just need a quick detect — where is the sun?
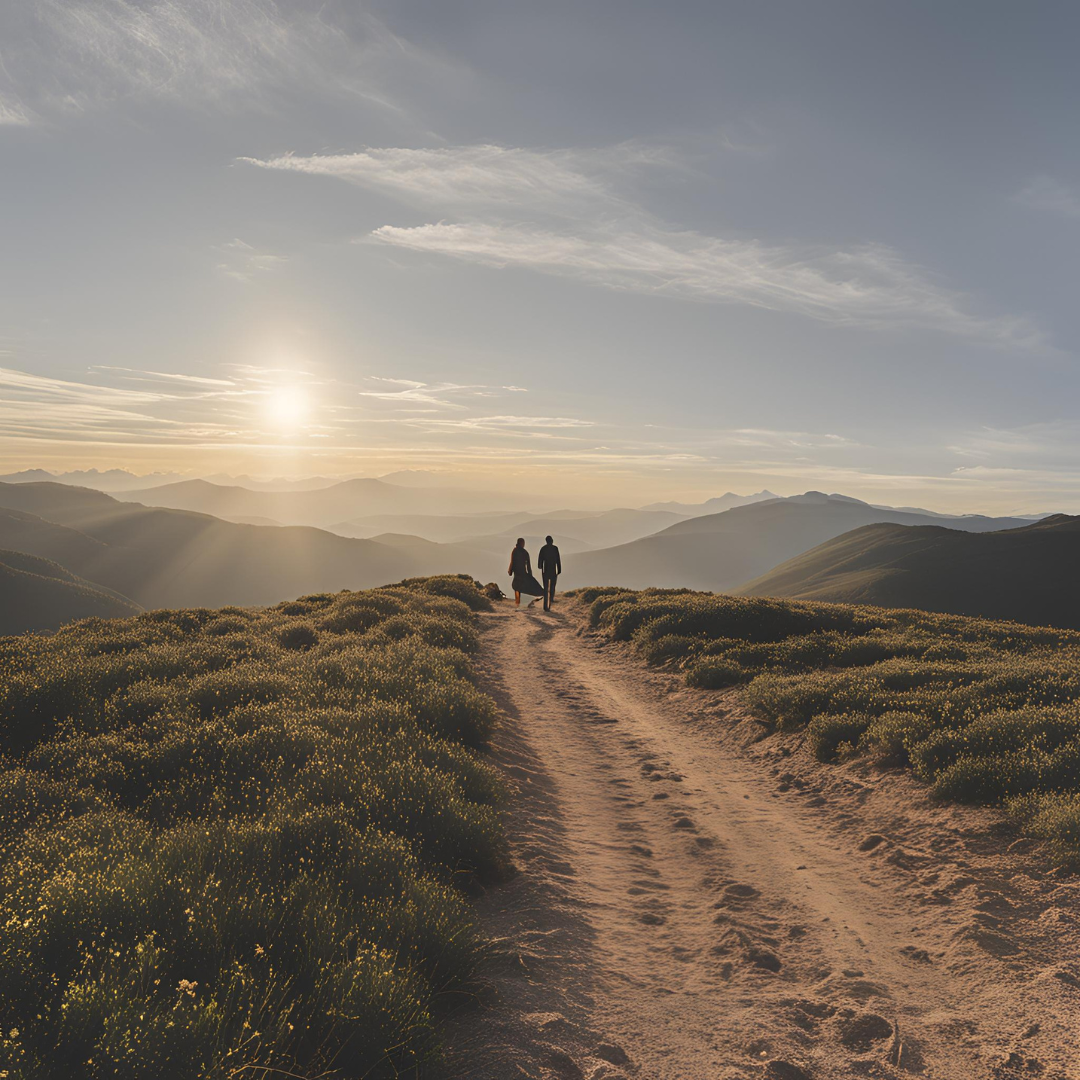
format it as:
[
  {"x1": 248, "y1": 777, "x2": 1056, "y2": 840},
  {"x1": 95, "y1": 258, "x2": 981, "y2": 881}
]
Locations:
[{"x1": 264, "y1": 385, "x2": 309, "y2": 430}]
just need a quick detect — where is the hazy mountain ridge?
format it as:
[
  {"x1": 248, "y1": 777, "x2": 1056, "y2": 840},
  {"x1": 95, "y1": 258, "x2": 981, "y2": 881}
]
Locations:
[
  {"x1": 738, "y1": 514, "x2": 1080, "y2": 628},
  {"x1": 561, "y1": 492, "x2": 1032, "y2": 592},
  {"x1": 0, "y1": 482, "x2": 445, "y2": 611},
  {"x1": 116, "y1": 477, "x2": 541, "y2": 525},
  {"x1": 641, "y1": 490, "x2": 779, "y2": 515}
]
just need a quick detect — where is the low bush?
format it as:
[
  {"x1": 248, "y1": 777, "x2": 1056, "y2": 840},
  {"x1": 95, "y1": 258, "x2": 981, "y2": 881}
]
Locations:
[
  {"x1": 685, "y1": 658, "x2": 750, "y2": 689},
  {"x1": 0, "y1": 577, "x2": 503, "y2": 1078},
  {"x1": 585, "y1": 588, "x2": 1080, "y2": 861},
  {"x1": 807, "y1": 712, "x2": 870, "y2": 762}
]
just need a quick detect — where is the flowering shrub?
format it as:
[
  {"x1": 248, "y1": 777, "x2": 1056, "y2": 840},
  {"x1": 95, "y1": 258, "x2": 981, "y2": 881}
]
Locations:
[
  {"x1": 0, "y1": 579, "x2": 504, "y2": 1078},
  {"x1": 580, "y1": 588, "x2": 1080, "y2": 861}
]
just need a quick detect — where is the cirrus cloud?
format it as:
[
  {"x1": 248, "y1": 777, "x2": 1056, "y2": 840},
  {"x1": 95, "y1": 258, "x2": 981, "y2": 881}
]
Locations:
[{"x1": 245, "y1": 144, "x2": 1045, "y2": 349}]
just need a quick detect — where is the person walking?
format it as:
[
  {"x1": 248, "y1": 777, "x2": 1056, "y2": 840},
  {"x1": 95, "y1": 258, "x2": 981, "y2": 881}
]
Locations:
[
  {"x1": 537, "y1": 534, "x2": 562, "y2": 611},
  {"x1": 508, "y1": 537, "x2": 545, "y2": 607}
]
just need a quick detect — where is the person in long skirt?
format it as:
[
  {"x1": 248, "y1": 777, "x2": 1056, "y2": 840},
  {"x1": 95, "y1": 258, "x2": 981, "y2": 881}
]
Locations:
[{"x1": 508, "y1": 537, "x2": 545, "y2": 607}]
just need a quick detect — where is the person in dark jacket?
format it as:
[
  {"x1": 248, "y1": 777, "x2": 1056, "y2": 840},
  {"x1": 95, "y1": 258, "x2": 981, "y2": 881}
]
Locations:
[
  {"x1": 508, "y1": 538, "x2": 544, "y2": 607},
  {"x1": 537, "y1": 535, "x2": 561, "y2": 611}
]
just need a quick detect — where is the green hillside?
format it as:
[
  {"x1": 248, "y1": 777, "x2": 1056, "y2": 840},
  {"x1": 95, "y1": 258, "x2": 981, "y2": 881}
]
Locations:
[
  {"x1": 0, "y1": 576, "x2": 503, "y2": 1077},
  {"x1": 578, "y1": 587, "x2": 1080, "y2": 863},
  {"x1": 738, "y1": 514, "x2": 1080, "y2": 629},
  {"x1": 0, "y1": 550, "x2": 141, "y2": 634}
]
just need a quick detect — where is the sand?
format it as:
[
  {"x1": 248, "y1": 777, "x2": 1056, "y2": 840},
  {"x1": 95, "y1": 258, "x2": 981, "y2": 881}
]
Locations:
[{"x1": 436, "y1": 600, "x2": 1080, "y2": 1079}]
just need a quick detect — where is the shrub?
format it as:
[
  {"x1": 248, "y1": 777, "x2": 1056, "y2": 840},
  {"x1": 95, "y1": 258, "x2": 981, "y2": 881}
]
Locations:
[
  {"x1": 808, "y1": 712, "x2": 871, "y2": 762},
  {"x1": 401, "y1": 574, "x2": 494, "y2": 612},
  {"x1": 685, "y1": 658, "x2": 749, "y2": 689},
  {"x1": 637, "y1": 634, "x2": 700, "y2": 666},
  {"x1": 0, "y1": 578, "x2": 505, "y2": 1077},
  {"x1": 276, "y1": 622, "x2": 318, "y2": 651}
]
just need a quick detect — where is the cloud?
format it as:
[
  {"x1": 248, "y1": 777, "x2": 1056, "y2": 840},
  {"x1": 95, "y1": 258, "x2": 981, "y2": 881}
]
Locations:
[
  {"x1": 0, "y1": 0, "x2": 458, "y2": 122},
  {"x1": 1015, "y1": 176, "x2": 1080, "y2": 219},
  {"x1": 240, "y1": 144, "x2": 663, "y2": 214},
  {"x1": 0, "y1": 93, "x2": 32, "y2": 126},
  {"x1": 214, "y1": 239, "x2": 288, "y2": 282},
  {"x1": 246, "y1": 144, "x2": 1044, "y2": 347},
  {"x1": 357, "y1": 377, "x2": 530, "y2": 410},
  {"x1": 371, "y1": 220, "x2": 1041, "y2": 346},
  {"x1": 405, "y1": 414, "x2": 594, "y2": 436},
  {"x1": 0, "y1": 365, "x2": 554, "y2": 449}
]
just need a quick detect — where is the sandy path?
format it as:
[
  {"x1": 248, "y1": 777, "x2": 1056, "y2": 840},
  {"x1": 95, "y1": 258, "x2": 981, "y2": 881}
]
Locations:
[{"x1": 438, "y1": 603, "x2": 1080, "y2": 1080}]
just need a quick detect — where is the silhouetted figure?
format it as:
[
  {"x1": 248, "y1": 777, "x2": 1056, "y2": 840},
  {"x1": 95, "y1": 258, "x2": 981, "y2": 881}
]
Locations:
[
  {"x1": 508, "y1": 537, "x2": 544, "y2": 607},
  {"x1": 538, "y1": 535, "x2": 561, "y2": 611}
]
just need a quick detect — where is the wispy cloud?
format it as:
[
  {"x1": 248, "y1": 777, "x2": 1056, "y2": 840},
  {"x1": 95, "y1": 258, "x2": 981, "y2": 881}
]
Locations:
[
  {"x1": 1015, "y1": 176, "x2": 1080, "y2": 219},
  {"x1": 0, "y1": 0, "x2": 460, "y2": 123},
  {"x1": 214, "y1": 239, "x2": 288, "y2": 282},
  {"x1": 246, "y1": 144, "x2": 1044, "y2": 348},
  {"x1": 240, "y1": 144, "x2": 662, "y2": 214},
  {"x1": 371, "y1": 220, "x2": 1040, "y2": 346},
  {"x1": 0, "y1": 93, "x2": 32, "y2": 126},
  {"x1": 358, "y1": 377, "x2": 529, "y2": 410},
  {"x1": 0, "y1": 364, "x2": 553, "y2": 449}
]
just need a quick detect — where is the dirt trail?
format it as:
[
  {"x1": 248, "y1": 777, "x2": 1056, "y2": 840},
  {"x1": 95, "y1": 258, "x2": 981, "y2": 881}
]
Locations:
[{"x1": 439, "y1": 603, "x2": 1080, "y2": 1080}]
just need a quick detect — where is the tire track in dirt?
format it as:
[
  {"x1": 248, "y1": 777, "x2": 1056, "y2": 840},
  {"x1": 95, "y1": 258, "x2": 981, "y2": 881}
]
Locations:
[{"x1": 439, "y1": 603, "x2": 1080, "y2": 1080}]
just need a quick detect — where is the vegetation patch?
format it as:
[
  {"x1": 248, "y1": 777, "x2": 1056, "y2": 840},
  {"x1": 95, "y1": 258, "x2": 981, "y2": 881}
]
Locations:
[
  {"x1": 578, "y1": 588, "x2": 1080, "y2": 862},
  {"x1": 0, "y1": 576, "x2": 504, "y2": 1078}
]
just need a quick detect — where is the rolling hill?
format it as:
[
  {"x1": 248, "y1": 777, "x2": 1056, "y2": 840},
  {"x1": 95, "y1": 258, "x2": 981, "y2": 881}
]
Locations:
[
  {"x1": 0, "y1": 549, "x2": 141, "y2": 633},
  {"x1": 560, "y1": 492, "x2": 1031, "y2": 592},
  {"x1": 737, "y1": 514, "x2": 1080, "y2": 628},
  {"x1": 0, "y1": 482, "x2": 479, "y2": 610}
]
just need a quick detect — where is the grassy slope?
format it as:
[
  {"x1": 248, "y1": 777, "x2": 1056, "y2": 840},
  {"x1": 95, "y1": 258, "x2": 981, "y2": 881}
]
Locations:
[
  {"x1": 739, "y1": 514, "x2": 1080, "y2": 630},
  {"x1": 0, "y1": 575, "x2": 504, "y2": 1079},
  {"x1": 0, "y1": 550, "x2": 141, "y2": 634},
  {"x1": 576, "y1": 586, "x2": 1080, "y2": 863}
]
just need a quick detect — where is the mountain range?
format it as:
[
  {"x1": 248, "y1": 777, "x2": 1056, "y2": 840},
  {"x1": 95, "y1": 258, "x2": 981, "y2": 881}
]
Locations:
[
  {"x1": 0, "y1": 482, "x2": 441, "y2": 610},
  {"x1": 560, "y1": 492, "x2": 1031, "y2": 592},
  {"x1": 738, "y1": 514, "x2": 1080, "y2": 629},
  {"x1": 0, "y1": 476, "x2": 1071, "y2": 636}
]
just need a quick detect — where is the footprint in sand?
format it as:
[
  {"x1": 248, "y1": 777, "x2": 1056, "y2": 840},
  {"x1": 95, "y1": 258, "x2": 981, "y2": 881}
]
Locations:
[
  {"x1": 673, "y1": 816, "x2": 696, "y2": 830},
  {"x1": 723, "y1": 882, "x2": 760, "y2": 900},
  {"x1": 858, "y1": 834, "x2": 889, "y2": 852},
  {"x1": 746, "y1": 946, "x2": 782, "y2": 972},
  {"x1": 764, "y1": 1061, "x2": 812, "y2": 1080},
  {"x1": 836, "y1": 1011, "x2": 894, "y2": 1051},
  {"x1": 593, "y1": 1042, "x2": 630, "y2": 1067},
  {"x1": 899, "y1": 944, "x2": 931, "y2": 963}
]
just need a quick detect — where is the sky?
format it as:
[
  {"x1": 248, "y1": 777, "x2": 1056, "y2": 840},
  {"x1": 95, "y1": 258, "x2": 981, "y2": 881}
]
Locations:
[{"x1": 2, "y1": 0, "x2": 1079, "y2": 511}]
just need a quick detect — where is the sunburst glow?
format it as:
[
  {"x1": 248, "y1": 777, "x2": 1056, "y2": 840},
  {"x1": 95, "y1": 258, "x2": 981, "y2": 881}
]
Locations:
[{"x1": 263, "y1": 385, "x2": 309, "y2": 431}]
